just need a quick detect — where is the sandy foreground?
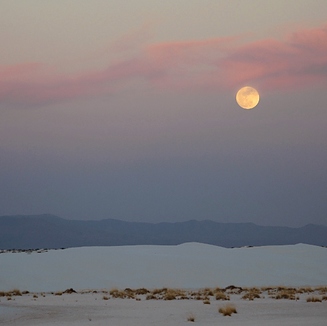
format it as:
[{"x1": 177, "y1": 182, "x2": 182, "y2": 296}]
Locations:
[{"x1": 1, "y1": 288, "x2": 327, "y2": 326}]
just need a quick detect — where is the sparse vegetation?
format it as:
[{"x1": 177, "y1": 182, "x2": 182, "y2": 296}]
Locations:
[
  {"x1": 187, "y1": 313, "x2": 195, "y2": 322},
  {"x1": 218, "y1": 304, "x2": 237, "y2": 316},
  {"x1": 269, "y1": 287, "x2": 299, "y2": 300},
  {"x1": 242, "y1": 292, "x2": 261, "y2": 300},
  {"x1": 306, "y1": 296, "x2": 322, "y2": 302},
  {"x1": 215, "y1": 292, "x2": 230, "y2": 300}
]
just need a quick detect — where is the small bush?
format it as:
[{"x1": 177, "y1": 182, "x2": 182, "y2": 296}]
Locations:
[
  {"x1": 215, "y1": 292, "x2": 230, "y2": 300},
  {"x1": 103, "y1": 296, "x2": 109, "y2": 300},
  {"x1": 110, "y1": 288, "x2": 126, "y2": 299},
  {"x1": 242, "y1": 293, "x2": 260, "y2": 300},
  {"x1": 307, "y1": 296, "x2": 322, "y2": 302},
  {"x1": 135, "y1": 288, "x2": 149, "y2": 295},
  {"x1": 11, "y1": 289, "x2": 22, "y2": 296},
  {"x1": 203, "y1": 299, "x2": 210, "y2": 304},
  {"x1": 218, "y1": 304, "x2": 237, "y2": 316},
  {"x1": 187, "y1": 313, "x2": 195, "y2": 322}
]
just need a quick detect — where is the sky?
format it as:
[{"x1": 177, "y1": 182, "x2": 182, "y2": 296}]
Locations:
[{"x1": 1, "y1": 0, "x2": 327, "y2": 227}]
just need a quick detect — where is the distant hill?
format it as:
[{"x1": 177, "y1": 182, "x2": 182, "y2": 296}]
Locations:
[{"x1": 0, "y1": 214, "x2": 326, "y2": 249}]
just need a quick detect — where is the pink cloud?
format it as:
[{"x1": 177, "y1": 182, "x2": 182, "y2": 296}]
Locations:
[
  {"x1": 0, "y1": 23, "x2": 326, "y2": 106},
  {"x1": 222, "y1": 24, "x2": 327, "y2": 91}
]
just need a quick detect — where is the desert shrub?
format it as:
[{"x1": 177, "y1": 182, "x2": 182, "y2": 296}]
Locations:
[
  {"x1": 224, "y1": 285, "x2": 243, "y2": 294},
  {"x1": 103, "y1": 296, "x2": 109, "y2": 300},
  {"x1": 152, "y1": 288, "x2": 167, "y2": 295},
  {"x1": 317, "y1": 287, "x2": 327, "y2": 295},
  {"x1": 63, "y1": 288, "x2": 76, "y2": 294},
  {"x1": 163, "y1": 289, "x2": 186, "y2": 300},
  {"x1": 218, "y1": 304, "x2": 237, "y2": 316},
  {"x1": 33, "y1": 294, "x2": 38, "y2": 298},
  {"x1": 110, "y1": 289, "x2": 126, "y2": 299},
  {"x1": 322, "y1": 296, "x2": 327, "y2": 301},
  {"x1": 0, "y1": 290, "x2": 22, "y2": 297},
  {"x1": 306, "y1": 296, "x2": 322, "y2": 302},
  {"x1": 203, "y1": 299, "x2": 211, "y2": 304},
  {"x1": 164, "y1": 292, "x2": 176, "y2": 300},
  {"x1": 272, "y1": 288, "x2": 298, "y2": 300},
  {"x1": 135, "y1": 288, "x2": 149, "y2": 295},
  {"x1": 215, "y1": 292, "x2": 230, "y2": 300},
  {"x1": 11, "y1": 289, "x2": 22, "y2": 296},
  {"x1": 146, "y1": 294, "x2": 157, "y2": 300},
  {"x1": 55, "y1": 291, "x2": 63, "y2": 296},
  {"x1": 202, "y1": 288, "x2": 214, "y2": 296},
  {"x1": 242, "y1": 292, "x2": 261, "y2": 300},
  {"x1": 299, "y1": 287, "x2": 313, "y2": 293},
  {"x1": 187, "y1": 313, "x2": 195, "y2": 322}
]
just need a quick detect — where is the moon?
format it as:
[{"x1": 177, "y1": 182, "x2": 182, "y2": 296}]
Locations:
[{"x1": 236, "y1": 86, "x2": 260, "y2": 109}]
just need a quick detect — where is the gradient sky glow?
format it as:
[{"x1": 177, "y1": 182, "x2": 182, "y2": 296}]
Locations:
[{"x1": 1, "y1": 0, "x2": 327, "y2": 226}]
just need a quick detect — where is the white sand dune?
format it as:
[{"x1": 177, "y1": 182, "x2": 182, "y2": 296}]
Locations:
[
  {"x1": 1, "y1": 243, "x2": 327, "y2": 325},
  {"x1": 1, "y1": 243, "x2": 326, "y2": 292}
]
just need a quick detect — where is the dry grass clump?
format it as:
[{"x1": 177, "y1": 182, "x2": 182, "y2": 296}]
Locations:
[
  {"x1": 215, "y1": 291, "x2": 230, "y2": 301},
  {"x1": 224, "y1": 285, "x2": 243, "y2": 294},
  {"x1": 187, "y1": 313, "x2": 195, "y2": 322},
  {"x1": 306, "y1": 296, "x2": 322, "y2": 302},
  {"x1": 203, "y1": 299, "x2": 211, "y2": 304},
  {"x1": 11, "y1": 289, "x2": 22, "y2": 296},
  {"x1": 299, "y1": 287, "x2": 314, "y2": 293},
  {"x1": 145, "y1": 288, "x2": 187, "y2": 300},
  {"x1": 270, "y1": 288, "x2": 299, "y2": 300},
  {"x1": 109, "y1": 288, "x2": 135, "y2": 299},
  {"x1": 316, "y1": 286, "x2": 327, "y2": 295},
  {"x1": 218, "y1": 304, "x2": 237, "y2": 316},
  {"x1": 0, "y1": 289, "x2": 22, "y2": 297},
  {"x1": 163, "y1": 288, "x2": 186, "y2": 300},
  {"x1": 241, "y1": 287, "x2": 261, "y2": 300},
  {"x1": 242, "y1": 292, "x2": 261, "y2": 300},
  {"x1": 152, "y1": 288, "x2": 168, "y2": 295},
  {"x1": 102, "y1": 295, "x2": 109, "y2": 300},
  {"x1": 134, "y1": 288, "x2": 149, "y2": 295}
]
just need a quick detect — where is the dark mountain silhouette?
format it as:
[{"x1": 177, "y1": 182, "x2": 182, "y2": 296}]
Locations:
[{"x1": 0, "y1": 214, "x2": 326, "y2": 249}]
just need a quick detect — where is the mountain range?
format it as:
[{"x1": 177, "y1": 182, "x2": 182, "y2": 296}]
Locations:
[{"x1": 0, "y1": 214, "x2": 326, "y2": 249}]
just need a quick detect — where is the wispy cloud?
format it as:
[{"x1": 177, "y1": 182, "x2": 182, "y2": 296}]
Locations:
[
  {"x1": 1, "y1": 23, "x2": 326, "y2": 106},
  {"x1": 223, "y1": 24, "x2": 327, "y2": 90}
]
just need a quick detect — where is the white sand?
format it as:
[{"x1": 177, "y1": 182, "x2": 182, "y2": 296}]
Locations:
[
  {"x1": 1, "y1": 243, "x2": 327, "y2": 325},
  {"x1": 1, "y1": 291, "x2": 327, "y2": 326},
  {"x1": 1, "y1": 243, "x2": 326, "y2": 292}
]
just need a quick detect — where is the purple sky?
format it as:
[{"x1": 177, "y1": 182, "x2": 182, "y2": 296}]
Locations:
[{"x1": 1, "y1": 1, "x2": 327, "y2": 226}]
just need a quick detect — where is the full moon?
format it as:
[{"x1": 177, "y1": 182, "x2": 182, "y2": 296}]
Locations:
[{"x1": 236, "y1": 86, "x2": 260, "y2": 109}]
